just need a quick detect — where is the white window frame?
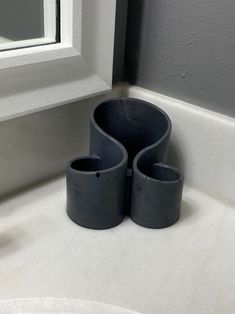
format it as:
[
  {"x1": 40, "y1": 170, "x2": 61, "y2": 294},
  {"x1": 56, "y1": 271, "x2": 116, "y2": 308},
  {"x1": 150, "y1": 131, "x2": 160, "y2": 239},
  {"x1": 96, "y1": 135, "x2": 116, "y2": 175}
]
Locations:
[
  {"x1": 43, "y1": 0, "x2": 57, "y2": 42},
  {"x1": 0, "y1": 0, "x2": 116, "y2": 121}
]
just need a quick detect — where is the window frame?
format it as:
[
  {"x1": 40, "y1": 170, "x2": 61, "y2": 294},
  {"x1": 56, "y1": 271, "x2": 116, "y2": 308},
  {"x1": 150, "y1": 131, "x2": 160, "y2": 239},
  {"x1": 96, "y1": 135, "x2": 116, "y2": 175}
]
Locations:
[{"x1": 0, "y1": 0, "x2": 116, "y2": 121}]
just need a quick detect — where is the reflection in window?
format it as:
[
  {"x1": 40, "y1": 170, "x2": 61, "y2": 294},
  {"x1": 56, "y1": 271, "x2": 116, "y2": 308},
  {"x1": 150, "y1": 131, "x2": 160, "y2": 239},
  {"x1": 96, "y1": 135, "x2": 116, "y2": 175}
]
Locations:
[{"x1": 0, "y1": 0, "x2": 59, "y2": 51}]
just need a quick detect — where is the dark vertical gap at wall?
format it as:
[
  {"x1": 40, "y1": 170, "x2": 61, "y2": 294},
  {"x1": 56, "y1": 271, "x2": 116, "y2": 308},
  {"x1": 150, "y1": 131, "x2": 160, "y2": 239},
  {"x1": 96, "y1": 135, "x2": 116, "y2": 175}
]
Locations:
[
  {"x1": 124, "y1": 0, "x2": 144, "y2": 84},
  {"x1": 113, "y1": 0, "x2": 144, "y2": 83},
  {"x1": 113, "y1": 0, "x2": 128, "y2": 82}
]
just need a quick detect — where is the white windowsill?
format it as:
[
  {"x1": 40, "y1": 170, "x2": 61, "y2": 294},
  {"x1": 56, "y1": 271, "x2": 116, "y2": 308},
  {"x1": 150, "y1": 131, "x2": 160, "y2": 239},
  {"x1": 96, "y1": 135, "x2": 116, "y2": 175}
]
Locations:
[{"x1": 0, "y1": 0, "x2": 116, "y2": 122}]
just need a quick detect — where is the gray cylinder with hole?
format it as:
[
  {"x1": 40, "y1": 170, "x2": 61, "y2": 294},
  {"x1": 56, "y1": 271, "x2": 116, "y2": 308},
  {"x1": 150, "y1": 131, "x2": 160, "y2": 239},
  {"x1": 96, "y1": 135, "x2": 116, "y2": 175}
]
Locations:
[{"x1": 66, "y1": 158, "x2": 126, "y2": 229}]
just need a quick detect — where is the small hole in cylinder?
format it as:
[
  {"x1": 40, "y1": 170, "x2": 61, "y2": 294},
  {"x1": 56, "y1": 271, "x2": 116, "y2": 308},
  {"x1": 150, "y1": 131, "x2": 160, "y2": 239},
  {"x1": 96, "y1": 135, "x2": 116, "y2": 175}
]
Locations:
[{"x1": 96, "y1": 172, "x2": 101, "y2": 178}]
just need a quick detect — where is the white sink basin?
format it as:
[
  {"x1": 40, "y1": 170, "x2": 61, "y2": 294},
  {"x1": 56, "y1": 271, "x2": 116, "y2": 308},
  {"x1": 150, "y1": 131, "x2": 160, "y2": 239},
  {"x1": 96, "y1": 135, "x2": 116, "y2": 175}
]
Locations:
[{"x1": 0, "y1": 298, "x2": 141, "y2": 314}]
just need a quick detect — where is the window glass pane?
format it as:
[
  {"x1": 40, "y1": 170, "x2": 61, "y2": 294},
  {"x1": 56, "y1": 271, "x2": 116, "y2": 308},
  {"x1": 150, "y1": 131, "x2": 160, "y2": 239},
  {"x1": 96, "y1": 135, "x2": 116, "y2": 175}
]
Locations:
[{"x1": 0, "y1": 0, "x2": 59, "y2": 51}]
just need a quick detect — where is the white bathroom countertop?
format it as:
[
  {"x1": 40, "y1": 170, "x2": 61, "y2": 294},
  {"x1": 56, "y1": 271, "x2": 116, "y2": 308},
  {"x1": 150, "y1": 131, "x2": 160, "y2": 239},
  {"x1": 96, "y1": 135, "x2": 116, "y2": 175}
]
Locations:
[{"x1": 0, "y1": 177, "x2": 235, "y2": 314}]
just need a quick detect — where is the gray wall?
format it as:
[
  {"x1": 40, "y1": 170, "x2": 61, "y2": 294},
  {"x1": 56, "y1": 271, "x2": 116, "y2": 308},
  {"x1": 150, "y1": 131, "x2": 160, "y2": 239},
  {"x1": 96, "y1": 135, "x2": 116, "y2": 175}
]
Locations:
[{"x1": 125, "y1": 0, "x2": 235, "y2": 117}]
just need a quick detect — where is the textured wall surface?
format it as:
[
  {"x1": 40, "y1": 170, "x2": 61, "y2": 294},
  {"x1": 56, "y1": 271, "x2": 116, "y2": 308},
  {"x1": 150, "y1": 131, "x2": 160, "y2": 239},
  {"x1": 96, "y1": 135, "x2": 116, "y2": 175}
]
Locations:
[
  {"x1": 0, "y1": 96, "x2": 106, "y2": 198},
  {"x1": 125, "y1": 0, "x2": 235, "y2": 117}
]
